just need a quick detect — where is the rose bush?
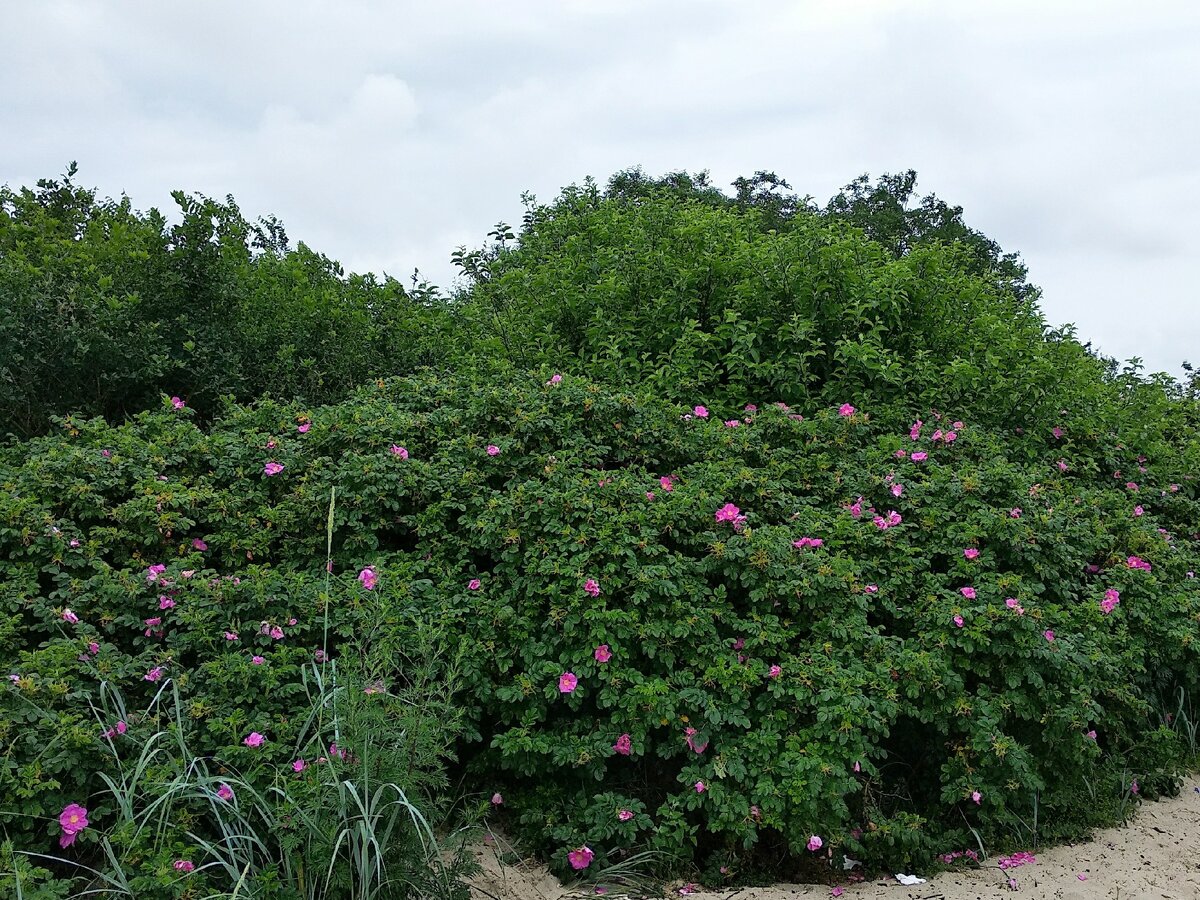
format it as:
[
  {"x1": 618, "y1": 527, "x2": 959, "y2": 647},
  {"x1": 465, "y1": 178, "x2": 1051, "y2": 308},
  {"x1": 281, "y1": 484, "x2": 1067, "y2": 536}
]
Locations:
[{"x1": 2, "y1": 369, "x2": 1197, "y2": 889}]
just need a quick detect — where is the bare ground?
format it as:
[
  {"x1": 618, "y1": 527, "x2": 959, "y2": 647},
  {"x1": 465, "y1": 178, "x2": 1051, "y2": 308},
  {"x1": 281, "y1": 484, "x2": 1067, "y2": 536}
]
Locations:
[{"x1": 469, "y1": 776, "x2": 1200, "y2": 900}]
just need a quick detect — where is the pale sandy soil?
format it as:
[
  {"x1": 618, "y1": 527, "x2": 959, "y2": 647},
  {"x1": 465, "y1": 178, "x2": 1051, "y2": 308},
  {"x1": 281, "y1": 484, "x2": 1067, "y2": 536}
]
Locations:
[{"x1": 469, "y1": 776, "x2": 1200, "y2": 900}]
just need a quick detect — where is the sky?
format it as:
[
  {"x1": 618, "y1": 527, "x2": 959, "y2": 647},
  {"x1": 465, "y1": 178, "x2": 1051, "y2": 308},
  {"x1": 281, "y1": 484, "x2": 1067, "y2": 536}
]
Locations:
[{"x1": 3, "y1": 0, "x2": 1197, "y2": 376}]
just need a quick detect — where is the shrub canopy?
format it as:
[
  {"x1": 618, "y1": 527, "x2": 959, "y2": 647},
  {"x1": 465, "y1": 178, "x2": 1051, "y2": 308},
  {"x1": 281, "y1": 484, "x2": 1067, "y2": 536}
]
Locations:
[
  {"x1": 3, "y1": 370, "x2": 1198, "y2": 880},
  {"x1": 0, "y1": 164, "x2": 455, "y2": 438},
  {"x1": 3, "y1": 167, "x2": 1200, "y2": 892}
]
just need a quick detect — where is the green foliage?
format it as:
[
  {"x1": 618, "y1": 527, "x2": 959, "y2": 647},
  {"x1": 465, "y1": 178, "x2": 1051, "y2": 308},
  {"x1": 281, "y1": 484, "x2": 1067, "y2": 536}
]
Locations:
[
  {"x1": 454, "y1": 172, "x2": 1112, "y2": 435},
  {"x1": 1, "y1": 370, "x2": 1197, "y2": 888},
  {"x1": 3, "y1": 163, "x2": 1200, "y2": 893},
  {"x1": 0, "y1": 164, "x2": 458, "y2": 438},
  {"x1": 0, "y1": 454, "x2": 472, "y2": 897},
  {"x1": 53, "y1": 673, "x2": 474, "y2": 900}
]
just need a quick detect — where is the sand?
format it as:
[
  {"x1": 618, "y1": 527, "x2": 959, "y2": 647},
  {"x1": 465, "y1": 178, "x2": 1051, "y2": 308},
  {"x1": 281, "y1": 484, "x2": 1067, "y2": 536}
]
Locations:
[{"x1": 469, "y1": 776, "x2": 1200, "y2": 900}]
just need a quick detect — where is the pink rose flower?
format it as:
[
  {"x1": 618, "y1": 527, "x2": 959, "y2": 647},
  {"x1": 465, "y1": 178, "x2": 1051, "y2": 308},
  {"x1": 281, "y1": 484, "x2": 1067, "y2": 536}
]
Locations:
[
  {"x1": 1100, "y1": 588, "x2": 1121, "y2": 615},
  {"x1": 568, "y1": 845, "x2": 595, "y2": 870},
  {"x1": 173, "y1": 860, "x2": 195, "y2": 872},
  {"x1": 594, "y1": 644, "x2": 612, "y2": 663},
  {"x1": 715, "y1": 503, "x2": 741, "y2": 523},
  {"x1": 58, "y1": 803, "x2": 89, "y2": 848},
  {"x1": 486, "y1": 444, "x2": 500, "y2": 456},
  {"x1": 559, "y1": 672, "x2": 578, "y2": 693},
  {"x1": 963, "y1": 548, "x2": 979, "y2": 559},
  {"x1": 584, "y1": 578, "x2": 601, "y2": 597},
  {"x1": 358, "y1": 567, "x2": 378, "y2": 590},
  {"x1": 263, "y1": 461, "x2": 284, "y2": 476},
  {"x1": 468, "y1": 578, "x2": 481, "y2": 591},
  {"x1": 807, "y1": 835, "x2": 823, "y2": 851},
  {"x1": 243, "y1": 732, "x2": 265, "y2": 748},
  {"x1": 613, "y1": 733, "x2": 632, "y2": 755},
  {"x1": 390, "y1": 445, "x2": 409, "y2": 459}
]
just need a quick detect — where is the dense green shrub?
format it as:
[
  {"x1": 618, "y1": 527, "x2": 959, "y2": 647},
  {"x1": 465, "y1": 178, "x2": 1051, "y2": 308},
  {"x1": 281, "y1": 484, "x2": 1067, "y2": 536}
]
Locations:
[
  {"x1": 454, "y1": 172, "x2": 1177, "y2": 443},
  {"x1": 3, "y1": 370, "x2": 1197, "y2": 888},
  {"x1": 4, "y1": 164, "x2": 1200, "y2": 894},
  {"x1": 0, "y1": 165, "x2": 458, "y2": 438}
]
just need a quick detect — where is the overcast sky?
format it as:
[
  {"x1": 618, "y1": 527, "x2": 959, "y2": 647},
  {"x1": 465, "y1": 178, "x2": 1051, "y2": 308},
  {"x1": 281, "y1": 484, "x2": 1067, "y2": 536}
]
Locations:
[{"x1": 3, "y1": 0, "x2": 1197, "y2": 376}]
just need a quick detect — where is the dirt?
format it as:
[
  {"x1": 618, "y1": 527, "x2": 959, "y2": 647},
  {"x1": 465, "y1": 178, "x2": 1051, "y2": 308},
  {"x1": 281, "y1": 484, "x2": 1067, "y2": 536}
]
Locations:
[{"x1": 469, "y1": 776, "x2": 1200, "y2": 900}]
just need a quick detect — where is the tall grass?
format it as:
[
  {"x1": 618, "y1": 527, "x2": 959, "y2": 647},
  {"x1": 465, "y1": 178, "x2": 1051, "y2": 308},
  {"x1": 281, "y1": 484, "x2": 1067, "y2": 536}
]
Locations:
[{"x1": 17, "y1": 668, "x2": 471, "y2": 899}]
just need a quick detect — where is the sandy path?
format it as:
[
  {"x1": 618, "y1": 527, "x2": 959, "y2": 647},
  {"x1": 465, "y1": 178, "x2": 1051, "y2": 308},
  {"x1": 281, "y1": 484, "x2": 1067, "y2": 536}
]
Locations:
[{"x1": 470, "y1": 776, "x2": 1200, "y2": 900}]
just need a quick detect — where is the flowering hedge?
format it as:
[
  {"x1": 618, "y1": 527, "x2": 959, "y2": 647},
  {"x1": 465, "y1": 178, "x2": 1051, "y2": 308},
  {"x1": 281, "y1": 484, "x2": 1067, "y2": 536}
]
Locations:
[{"x1": 2, "y1": 370, "x2": 1198, "y2": 887}]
